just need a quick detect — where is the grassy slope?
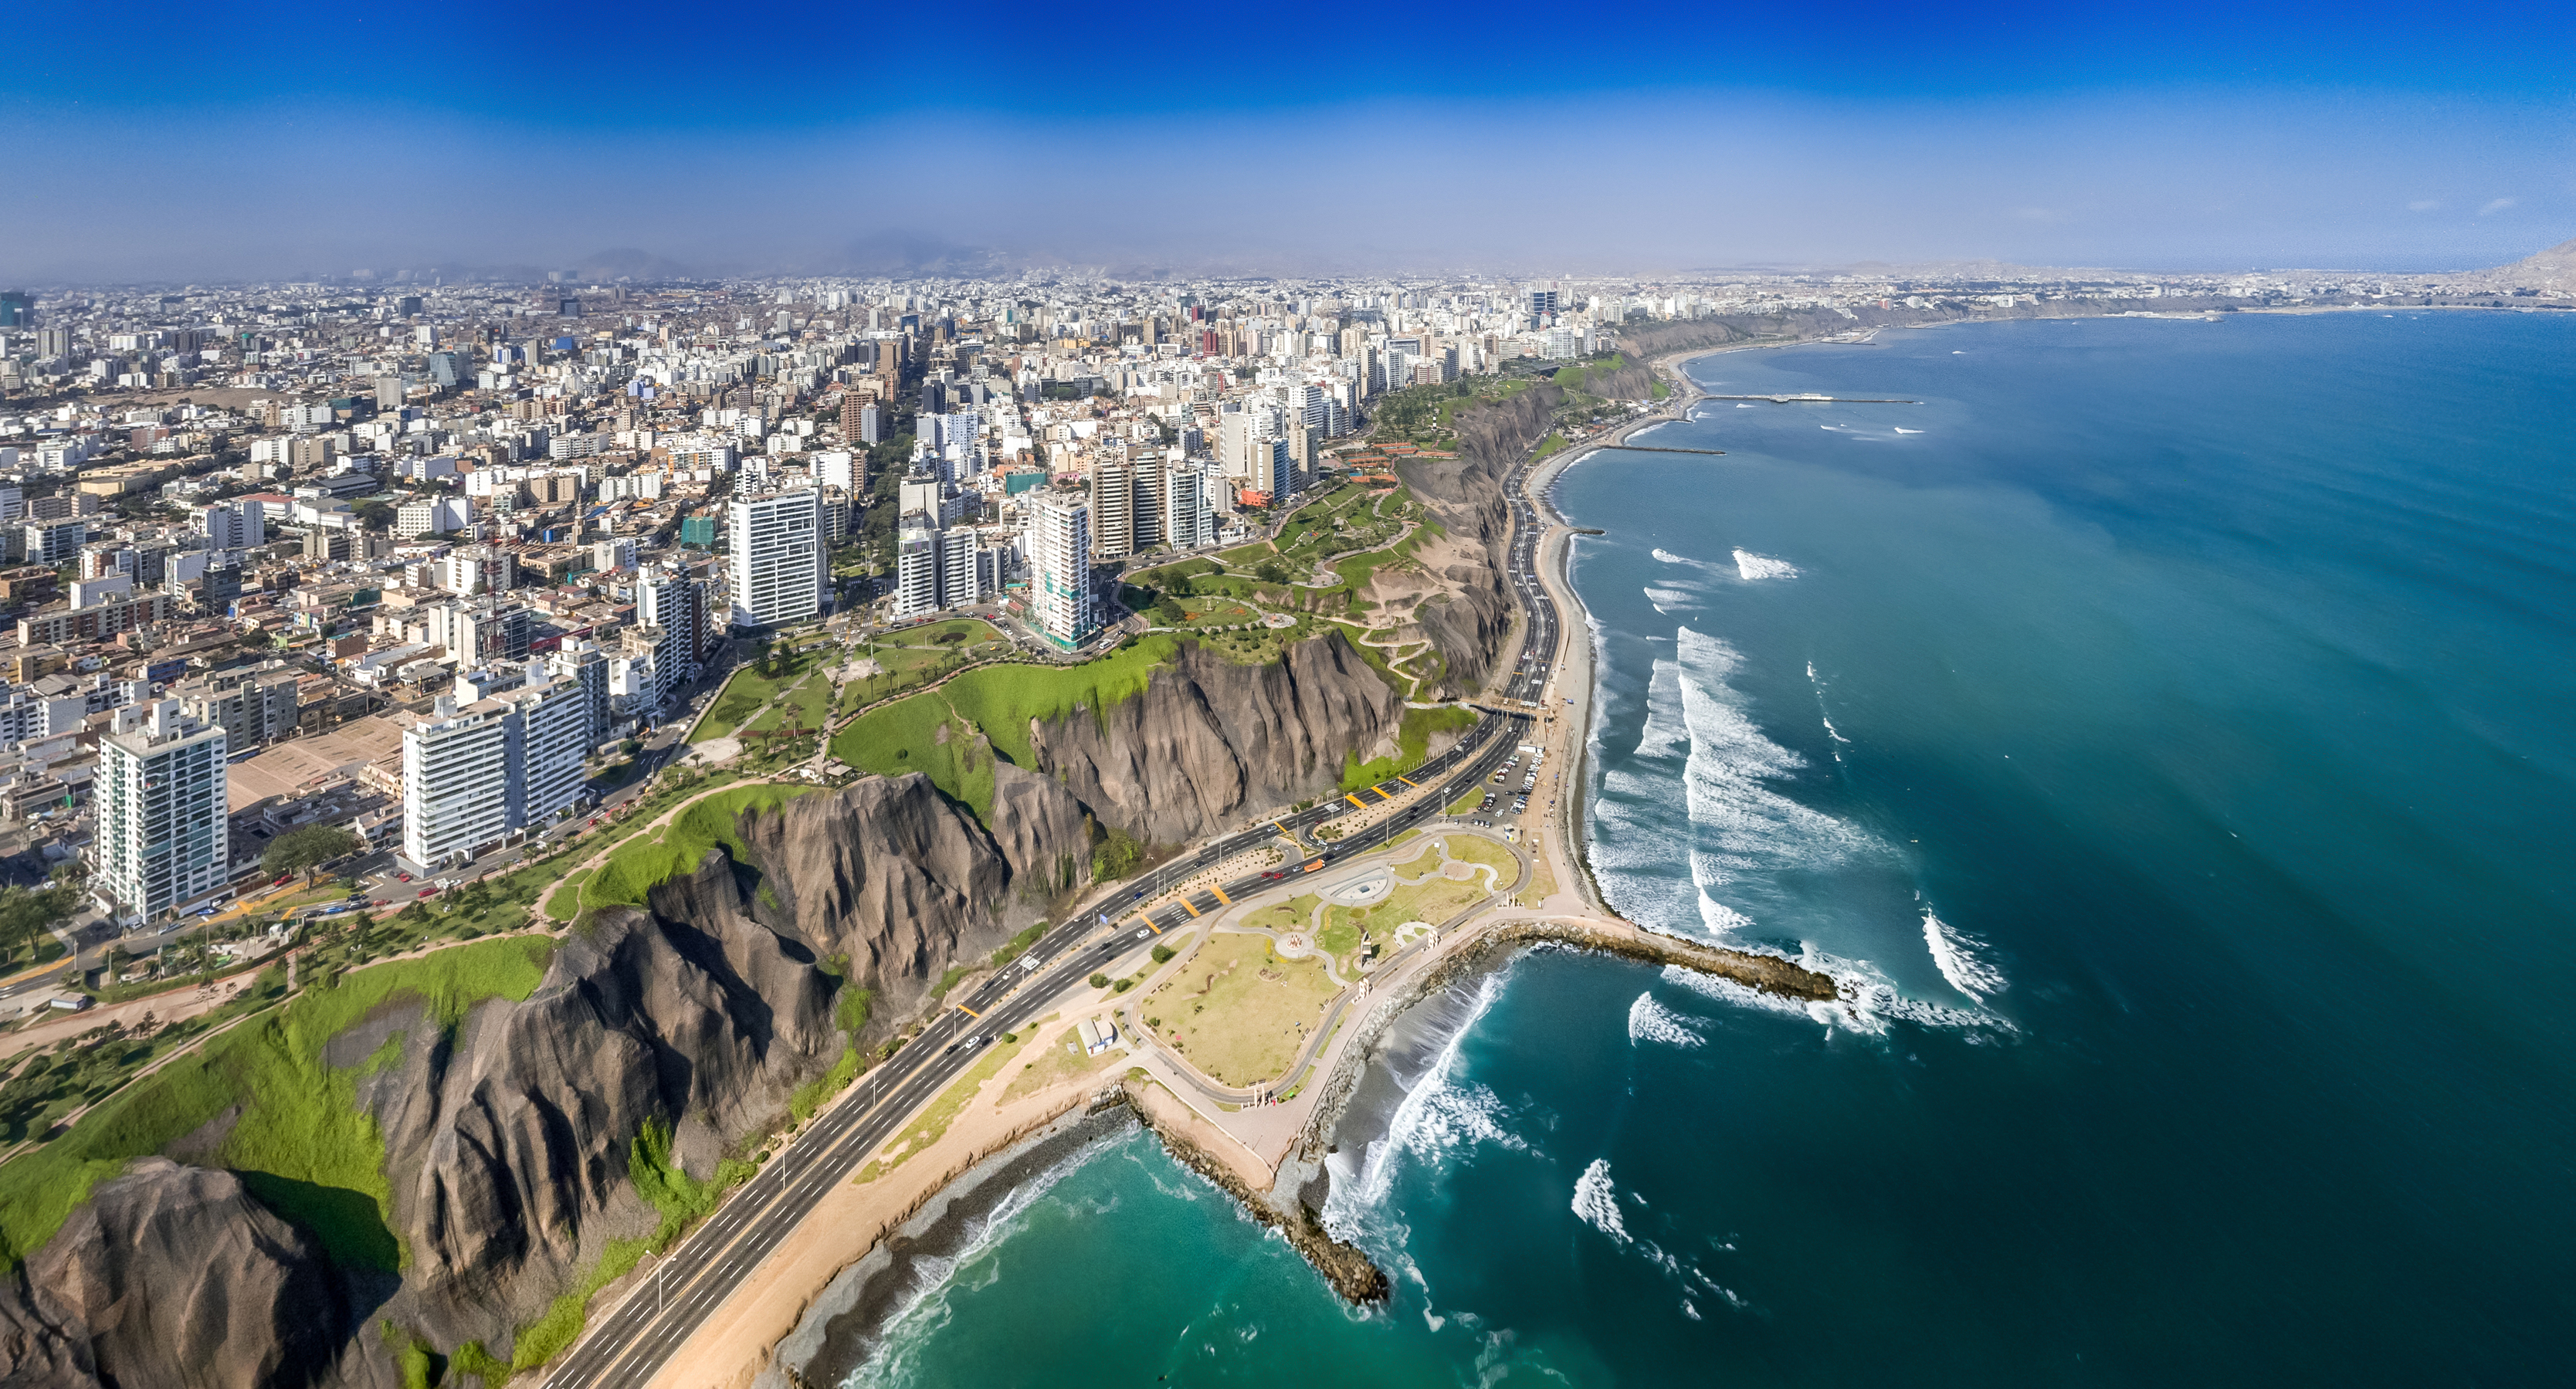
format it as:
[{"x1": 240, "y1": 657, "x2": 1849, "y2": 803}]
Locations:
[
  {"x1": 1342, "y1": 703, "x2": 1479, "y2": 791},
  {"x1": 828, "y1": 635, "x2": 1179, "y2": 823},
  {"x1": 575, "y1": 784, "x2": 818, "y2": 911},
  {"x1": 0, "y1": 935, "x2": 555, "y2": 1270}
]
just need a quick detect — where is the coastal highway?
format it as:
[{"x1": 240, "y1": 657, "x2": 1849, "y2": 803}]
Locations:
[
  {"x1": 543, "y1": 712, "x2": 1531, "y2": 1389},
  {"x1": 547, "y1": 465, "x2": 1570, "y2": 1387}
]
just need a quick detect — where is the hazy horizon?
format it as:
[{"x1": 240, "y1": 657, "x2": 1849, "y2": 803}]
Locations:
[{"x1": 5, "y1": 2, "x2": 2571, "y2": 283}]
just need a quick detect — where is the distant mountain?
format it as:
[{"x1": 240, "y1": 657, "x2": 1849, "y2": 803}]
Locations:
[{"x1": 2483, "y1": 235, "x2": 2576, "y2": 286}]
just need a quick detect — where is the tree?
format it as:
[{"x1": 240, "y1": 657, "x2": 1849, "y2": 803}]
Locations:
[
  {"x1": 263, "y1": 825, "x2": 364, "y2": 886},
  {"x1": 0, "y1": 883, "x2": 74, "y2": 967}
]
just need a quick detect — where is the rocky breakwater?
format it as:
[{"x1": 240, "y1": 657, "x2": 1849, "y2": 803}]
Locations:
[
  {"x1": 1112, "y1": 1079, "x2": 1388, "y2": 1305},
  {"x1": 1395, "y1": 385, "x2": 1562, "y2": 698},
  {"x1": 1026, "y1": 632, "x2": 1405, "y2": 846}
]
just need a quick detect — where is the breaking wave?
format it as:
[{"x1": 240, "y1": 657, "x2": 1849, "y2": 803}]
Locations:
[
  {"x1": 1923, "y1": 912, "x2": 2008, "y2": 1000},
  {"x1": 1571, "y1": 1160, "x2": 1629, "y2": 1244},
  {"x1": 1732, "y1": 549, "x2": 1801, "y2": 581},
  {"x1": 1626, "y1": 992, "x2": 1706, "y2": 1048},
  {"x1": 1326, "y1": 972, "x2": 1520, "y2": 1228}
]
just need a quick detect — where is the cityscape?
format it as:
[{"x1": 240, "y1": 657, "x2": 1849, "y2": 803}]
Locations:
[{"x1": 0, "y1": 12, "x2": 2571, "y2": 1376}]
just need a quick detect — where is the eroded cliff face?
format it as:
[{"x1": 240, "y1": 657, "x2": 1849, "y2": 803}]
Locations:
[
  {"x1": 362, "y1": 880, "x2": 838, "y2": 1353},
  {"x1": 734, "y1": 765, "x2": 1090, "y2": 1025},
  {"x1": 0, "y1": 631, "x2": 1427, "y2": 1383},
  {"x1": 1397, "y1": 385, "x2": 1560, "y2": 696},
  {"x1": 0, "y1": 1158, "x2": 363, "y2": 1389},
  {"x1": 1025, "y1": 632, "x2": 1405, "y2": 845}
]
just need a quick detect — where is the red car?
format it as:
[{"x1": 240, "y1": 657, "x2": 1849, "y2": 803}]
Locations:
[
  {"x1": 417, "y1": 888, "x2": 437, "y2": 899},
  {"x1": 270, "y1": 876, "x2": 292, "y2": 887},
  {"x1": 395, "y1": 872, "x2": 412, "y2": 883}
]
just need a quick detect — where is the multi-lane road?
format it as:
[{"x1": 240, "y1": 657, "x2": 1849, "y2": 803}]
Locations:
[{"x1": 547, "y1": 452, "x2": 1569, "y2": 1389}]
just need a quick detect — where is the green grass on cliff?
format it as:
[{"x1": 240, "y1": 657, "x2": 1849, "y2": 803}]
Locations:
[
  {"x1": 828, "y1": 635, "x2": 1180, "y2": 823},
  {"x1": 1341, "y1": 704, "x2": 1479, "y2": 792},
  {"x1": 0, "y1": 935, "x2": 555, "y2": 1272},
  {"x1": 574, "y1": 783, "x2": 818, "y2": 912}
]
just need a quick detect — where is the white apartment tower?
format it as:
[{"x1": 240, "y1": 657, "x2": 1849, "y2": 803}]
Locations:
[
  {"x1": 1162, "y1": 461, "x2": 1217, "y2": 551},
  {"x1": 727, "y1": 489, "x2": 825, "y2": 628},
  {"x1": 1023, "y1": 490, "x2": 1097, "y2": 649},
  {"x1": 198, "y1": 500, "x2": 265, "y2": 550},
  {"x1": 403, "y1": 697, "x2": 511, "y2": 867},
  {"x1": 402, "y1": 669, "x2": 599, "y2": 868},
  {"x1": 1089, "y1": 461, "x2": 1135, "y2": 560},
  {"x1": 93, "y1": 701, "x2": 229, "y2": 923}
]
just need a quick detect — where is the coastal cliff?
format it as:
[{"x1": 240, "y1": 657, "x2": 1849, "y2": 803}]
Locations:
[
  {"x1": 0, "y1": 632, "x2": 1421, "y2": 1385},
  {"x1": 1025, "y1": 633, "x2": 1405, "y2": 845},
  {"x1": 1394, "y1": 385, "x2": 1561, "y2": 697}
]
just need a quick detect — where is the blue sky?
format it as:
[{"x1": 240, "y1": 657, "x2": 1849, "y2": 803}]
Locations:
[{"x1": 4, "y1": 1, "x2": 2570, "y2": 280}]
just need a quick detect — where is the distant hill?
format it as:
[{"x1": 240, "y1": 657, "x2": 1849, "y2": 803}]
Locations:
[{"x1": 2492, "y1": 235, "x2": 2576, "y2": 283}]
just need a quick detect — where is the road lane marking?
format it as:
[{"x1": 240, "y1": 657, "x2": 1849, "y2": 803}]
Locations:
[
  {"x1": 1344, "y1": 794, "x2": 1366, "y2": 808},
  {"x1": 1208, "y1": 884, "x2": 1231, "y2": 905},
  {"x1": 1178, "y1": 898, "x2": 1201, "y2": 918},
  {"x1": 954, "y1": 1003, "x2": 981, "y2": 1018}
]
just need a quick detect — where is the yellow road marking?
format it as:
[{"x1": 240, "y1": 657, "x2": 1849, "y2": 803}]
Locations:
[
  {"x1": 1179, "y1": 898, "x2": 1201, "y2": 918},
  {"x1": 955, "y1": 1003, "x2": 981, "y2": 1018},
  {"x1": 1344, "y1": 794, "x2": 1366, "y2": 809},
  {"x1": 1141, "y1": 917, "x2": 1163, "y2": 934},
  {"x1": 1208, "y1": 885, "x2": 1232, "y2": 905},
  {"x1": 1397, "y1": 776, "x2": 1420, "y2": 788},
  {"x1": 1371, "y1": 787, "x2": 1395, "y2": 802}
]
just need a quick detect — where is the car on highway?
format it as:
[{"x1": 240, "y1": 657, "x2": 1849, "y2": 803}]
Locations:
[
  {"x1": 1261, "y1": 869, "x2": 1287, "y2": 881},
  {"x1": 417, "y1": 888, "x2": 437, "y2": 899}
]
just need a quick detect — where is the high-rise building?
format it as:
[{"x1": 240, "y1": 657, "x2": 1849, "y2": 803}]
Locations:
[
  {"x1": 1024, "y1": 490, "x2": 1097, "y2": 649},
  {"x1": 198, "y1": 500, "x2": 265, "y2": 551},
  {"x1": 23, "y1": 517, "x2": 86, "y2": 566},
  {"x1": 1089, "y1": 460, "x2": 1135, "y2": 560},
  {"x1": 402, "y1": 667, "x2": 599, "y2": 868},
  {"x1": 0, "y1": 292, "x2": 30, "y2": 328},
  {"x1": 403, "y1": 696, "x2": 510, "y2": 867},
  {"x1": 92, "y1": 701, "x2": 229, "y2": 923},
  {"x1": 1130, "y1": 463, "x2": 1165, "y2": 551},
  {"x1": 1162, "y1": 461, "x2": 1218, "y2": 551},
  {"x1": 637, "y1": 562, "x2": 708, "y2": 684},
  {"x1": 815, "y1": 449, "x2": 861, "y2": 492},
  {"x1": 727, "y1": 489, "x2": 825, "y2": 628},
  {"x1": 893, "y1": 518, "x2": 982, "y2": 619}
]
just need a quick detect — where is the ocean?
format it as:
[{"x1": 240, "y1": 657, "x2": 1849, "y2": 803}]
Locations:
[{"x1": 832, "y1": 312, "x2": 2576, "y2": 1386}]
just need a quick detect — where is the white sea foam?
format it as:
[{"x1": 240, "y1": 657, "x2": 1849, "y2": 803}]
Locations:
[
  {"x1": 1894, "y1": 427, "x2": 1924, "y2": 434},
  {"x1": 1694, "y1": 883, "x2": 1758, "y2": 937},
  {"x1": 1922, "y1": 911, "x2": 2008, "y2": 1000},
  {"x1": 1731, "y1": 550, "x2": 1801, "y2": 581},
  {"x1": 1626, "y1": 992, "x2": 1707, "y2": 1048},
  {"x1": 1642, "y1": 584, "x2": 1696, "y2": 609},
  {"x1": 1673, "y1": 628, "x2": 1873, "y2": 878},
  {"x1": 1327, "y1": 973, "x2": 1518, "y2": 1226},
  {"x1": 1571, "y1": 1160, "x2": 1629, "y2": 1244},
  {"x1": 1659, "y1": 962, "x2": 1819, "y2": 1021}
]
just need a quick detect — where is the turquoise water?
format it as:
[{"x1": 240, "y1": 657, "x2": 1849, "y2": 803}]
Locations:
[{"x1": 847, "y1": 313, "x2": 2576, "y2": 1386}]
